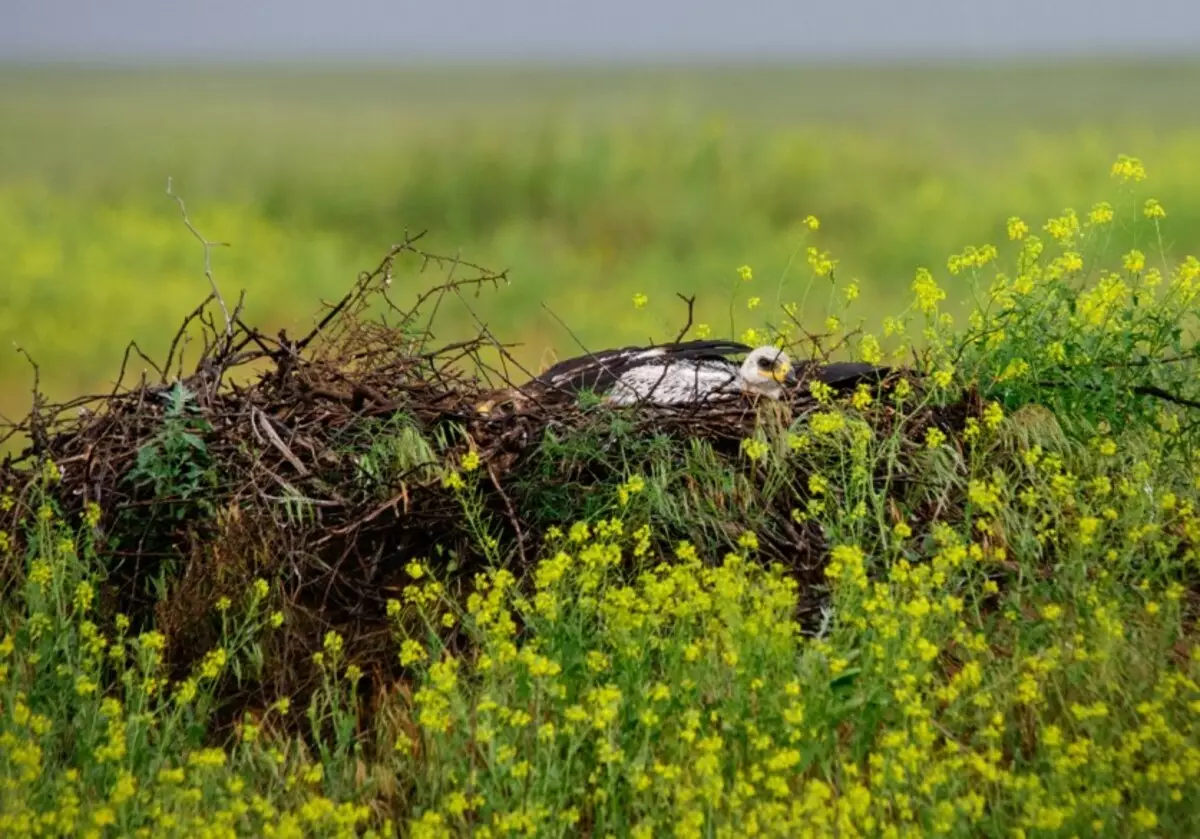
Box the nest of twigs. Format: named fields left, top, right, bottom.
left=0, top=235, right=970, bottom=726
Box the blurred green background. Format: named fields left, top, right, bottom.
left=3, top=60, right=1200, bottom=421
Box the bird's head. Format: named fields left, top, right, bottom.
left=739, top=345, right=796, bottom=399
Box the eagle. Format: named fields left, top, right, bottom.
left=477, top=339, right=888, bottom=412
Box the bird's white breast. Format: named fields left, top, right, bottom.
left=606, top=360, right=740, bottom=405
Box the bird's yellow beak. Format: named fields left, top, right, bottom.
left=770, top=361, right=791, bottom=383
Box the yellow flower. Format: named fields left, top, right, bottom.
left=200, top=648, right=227, bottom=680
left=695, top=323, right=712, bottom=338
left=1078, top=516, right=1100, bottom=545
left=740, top=438, right=770, bottom=462
left=810, top=412, right=846, bottom=436
left=851, top=384, right=873, bottom=410
left=1044, top=209, right=1080, bottom=244
left=806, top=247, right=837, bottom=277
left=1131, top=807, right=1157, bottom=830
left=398, top=639, right=427, bottom=668
left=215, top=597, right=231, bottom=613
left=74, top=581, right=94, bottom=613
left=617, top=474, right=646, bottom=506
left=460, top=450, right=480, bottom=472
left=911, top=268, right=946, bottom=313
left=1007, top=216, right=1029, bottom=240
left=138, top=631, right=166, bottom=652
left=1087, top=201, right=1114, bottom=226
left=41, top=459, right=62, bottom=484
left=983, top=402, right=1004, bottom=430
left=932, top=366, right=955, bottom=389
left=859, top=334, right=882, bottom=365
left=1111, top=154, right=1147, bottom=183
left=175, top=679, right=198, bottom=706
left=1123, top=249, right=1146, bottom=273
left=323, top=630, right=344, bottom=658
left=1143, top=198, right=1166, bottom=219
left=632, top=292, right=648, bottom=309
left=803, top=215, right=820, bottom=230
left=747, top=296, right=761, bottom=310
left=996, top=358, right=1030, bottom=383
left=738, top=264, right=753, bottom=282
left=251, top=578, right=269, bottom=601
left=110, top=771, right=137, bottom=805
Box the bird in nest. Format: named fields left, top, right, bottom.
left=475, top=339, right=888, bottom=413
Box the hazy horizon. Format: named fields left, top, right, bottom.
left=6, top=0, right=1200, bottom=64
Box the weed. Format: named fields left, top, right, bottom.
left=125, top=382, right=218, bottom=517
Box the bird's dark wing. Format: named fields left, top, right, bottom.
left=529, top=339, right=752, bottom=395
left=809, top=362, right=892, bottom=390
left=651, top=339, right=755, bottom=362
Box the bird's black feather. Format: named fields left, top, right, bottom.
left=809, top=362, right=892, bottom=390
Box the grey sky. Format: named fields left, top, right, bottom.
left=4, top=0, right=1200, bottom=62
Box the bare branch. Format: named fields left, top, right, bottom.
left=673, top=294, right=697, bottom=343
left=165, top=177, right=233, bottom=339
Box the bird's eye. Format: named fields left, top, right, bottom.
left=757, top=357, right=772, bottom=369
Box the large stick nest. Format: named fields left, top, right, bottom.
left=0, top=236, right=968, bottom=725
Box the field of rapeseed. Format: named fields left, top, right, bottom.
left=2, top=142, right=1199, bottom=837
left=4, top=62, right=1200, bottom=420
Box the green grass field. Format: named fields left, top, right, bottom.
left=2, top=61, right=1200, bottom=838
left=3, top=61, right=1200, bottom=420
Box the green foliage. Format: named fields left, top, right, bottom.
left=347, top=413, right=439, bottom=496
left=125, top=382, right=218, bottom=515
left=0, top=480, right=385, bottom=837
left=8, top=62, right=1200, bottom=422
left=513, top=414, right=675, bottom=526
